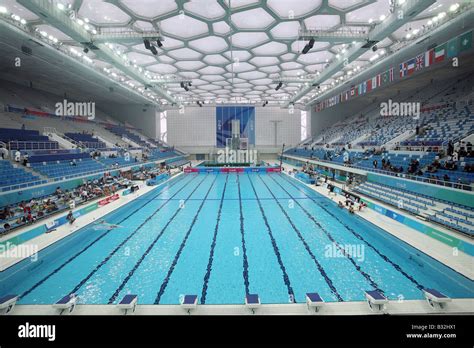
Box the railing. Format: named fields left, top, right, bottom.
left=8, top=140, right=59, bottom=150
left=283, top=154, right=473, bottom=192
left=1, top=179, right=49, bottom=193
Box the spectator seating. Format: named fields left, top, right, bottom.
left=0, top=127, right=58, bottom=150
left=64, top=132, right=105, bottom=149
left=354, top=181, right=474, bottom=236
left=0, top=160, right=46, bottom=191
left=30, top=153, right=106, bottom=180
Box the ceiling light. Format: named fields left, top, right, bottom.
left=449, top=3, right=459, bottom=12
left=379, top=15, right=386, bottom=21
left=275, top=82, right=283, bottom=91
left=57, top=3, right=65, bottom=10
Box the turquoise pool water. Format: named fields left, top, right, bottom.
left=0, top=173, right=473, bottom=305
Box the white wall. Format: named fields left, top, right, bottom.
left=167, top=107, right=216, bottom=147
left=166, top=105, right=301, bottom=149
left=254, top=106, right=300, bottom=147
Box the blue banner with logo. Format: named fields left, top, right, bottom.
left=216, top=106, right=255, bottom=147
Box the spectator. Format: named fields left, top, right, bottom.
left=66, top=211, right=76, bottom=224
left=14, top=150, right=21, bottom=162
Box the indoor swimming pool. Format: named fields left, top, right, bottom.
left=1, top=172, right=473, bottom=305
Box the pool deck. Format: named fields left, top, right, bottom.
left=279, top=162, right=474, bottom=280
left=7, top=298, right=474, bottom=315
left=0, top=172, right=184, bottom=272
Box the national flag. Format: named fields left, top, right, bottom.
left=350, top=86, right=355, bottom=97
left=358, top=83, right=363, bottom=95
left=415, top=54, right=424, bottom=71
left=381, top=69, right=391, bottom=85
left=459, top=30, right=473, bottom=52
left=400, top=62, right=407, bottom=77
left=367, top=78, right=372, bottom=92
left=372, top=76, right=378, bottom=89
left=434, top=44, right=446, bottom=63
left=376, top=73, right=382, bottom=86
left=447, top=38, right=459, bottom=58
left=425, top=48, right=434, bottom=67
left=406, top=58, right=416, bottom=75
left=389, top=67, right=394, bottom=82
left=362, top=80, right=367, bottom=94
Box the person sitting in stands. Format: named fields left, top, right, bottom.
left=348, top=205, right=355, bottom=214
left=22, top=153, right=29, bottom=166
left=55, top=187, right=63, bottom=197
left=2, top=223, right=11, bottom=233
left=14, top=150, right=21, bottom=162
left=443, top=174, right=450, bottom=182
left=338, top=201, right=344, bottom=209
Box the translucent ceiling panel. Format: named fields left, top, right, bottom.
left=270, top=22, right=301, bottom=39
left=267, top=0, right=322, bottom=18
left=251, top=41, right=287, bottom=55
left=79, top=0, right=130, bottom=25
left=304, top=15, right=341, bottom=29
left=346, top=0, right=391, bottom=24
left=231, top=32, right=269, bottom=48
left=189, top=36, right=228, bottom=54
left=2, top=0, right=40, bottom=20
left=184, top=0, right=226, bottom=20
left=231, top=8, right=275, bottom=29
left=329, top=0, right=366, bottom=11
left=159, top=15, right=208, bottom=39
left=121, top=0, right=177, bottom=18
left=203, top=55, right=229, bottom=65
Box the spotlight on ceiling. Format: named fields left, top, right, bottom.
left=372, top=45, right=378, bottom=52
left=275, top=81, right=283, bottom=91
left=302, top=38, right=315, bottom=54
left=156, top=39, right=163, bottom=48
left=143, top=39, right=151, bottom=50
left=83, top=47, right=89, bottom=54
left=262, top=100, right=268, bottom=107
left=150, top=45, right=158, bottom=55
left=196, top=101, right=203, bottom=107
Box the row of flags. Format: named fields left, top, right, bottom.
left=400, top=30, right=472, bottom=78
left=314, top=30, right=473, bottom=113
left=314, top=68, right=394, bottom=112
